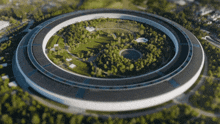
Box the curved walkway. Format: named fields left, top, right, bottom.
left=202, top=36, right=220, bottom=48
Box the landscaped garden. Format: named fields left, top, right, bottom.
left=46, top=18, right=175, bottom=78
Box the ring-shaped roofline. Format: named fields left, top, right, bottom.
left=26, top=10, right=193, bottom=90
left=13, top=9, right=204, bottom=111
left=40, top=13, right=180, bottom=81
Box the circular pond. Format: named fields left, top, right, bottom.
left=120, top=49, right=142, bottom=60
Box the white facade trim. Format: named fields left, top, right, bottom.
left=15, top=46, right=204, bottom=111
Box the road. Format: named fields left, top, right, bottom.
left=22, top=20, right=34, bottom=33
left=202, top=36, right=220, bottom=48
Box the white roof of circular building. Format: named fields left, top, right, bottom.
left=86, top=27, right=95, bottom=32
left=135, top=37, right=148, bottom=43
left=13, top=9, right=204, bottom=112
left=0, top=21, right=9, bottom=30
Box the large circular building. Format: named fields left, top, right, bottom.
left=13, top=9, right=204, bottom=111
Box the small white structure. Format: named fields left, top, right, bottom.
left=50, top=48, right=55, bottom=51
left=168, top=0, right=186, bottom=6
left=207, top=21, right=212, bottom=25
left=54, top=44, right=59, bottom=47
left=2, top=75, right=9, bottom=80
left=135, top=38, right=148, bottom=43
left=66, top=58, right=72, bottom=62
left=69, top=64, right=76, bottom=69
left=208, top=10, right=220, bottom=21
left=0, top=21, right=9, bottom=31
left=197, top=7, right=214, bottom=16
left=11, top=90, right=17, bottom=95
left=201, top=29, right=210, bottom=34
left=86, top=27, right=95, bottom=32
left=8, top=81, right=17, bottom=87
left=0, top=63, right=7, bottom=67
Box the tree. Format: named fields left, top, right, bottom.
left=118, top=37, right=121, bottom=43
left=31, top=114, right=41, bottom=124
left=140, top=30, right=144, bottom=35
left=56, top=114, right=64, bottom=124
left=9, top=17, right=16, bottom=24
left=132, top=0, right=145, bottom=5
left=130, top=64, right=134, bottom=71
left=0, top=65, right=3, bottom=69
left=140, top=116, right=146, bottom=124
left=104, top=64, right=108, bottom=69
left=216, top=67, right=220, bottom=78
left=1, top=114, right=13, bottom=124
left=49, top=116, right=54, bottom=124
left=21, top=118, right=26, bottom=124
left=70, top=115, right=84, bottom=124
left=97, top=68, right=102, bottom=76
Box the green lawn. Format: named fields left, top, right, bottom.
left=46, top=35, right=60, bottom=49
left=68, top=58, right=91, bottom=76
left=70, top=35, right=114, bottom=55
left=100, top=28, right=133, bottom=35
left=79, top=0, right=140, bottom=10
left=97, top=21, right=140, bottom=33
left=57, top=37, right=65, bottom=49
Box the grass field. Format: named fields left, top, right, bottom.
left=66, top=20, right=140, bottom=56
left=79, top=0, right=139, bottom=10
left=49, top=50, right=91, bottom=76
left=46, top=35, right=61, bottom=48
left=67, top=57, right=91, bottom=76
left=97, top=21, right=140, bottom=33
left=70, top=34, right=114, bottom=55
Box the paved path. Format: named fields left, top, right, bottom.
left=202, top=36, right=220, bottom=48
left=22, top=20, right=34, bottom=33
left=134, top=5, right=147, bottom=11
left=0, top=37, right=9, bottom=43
